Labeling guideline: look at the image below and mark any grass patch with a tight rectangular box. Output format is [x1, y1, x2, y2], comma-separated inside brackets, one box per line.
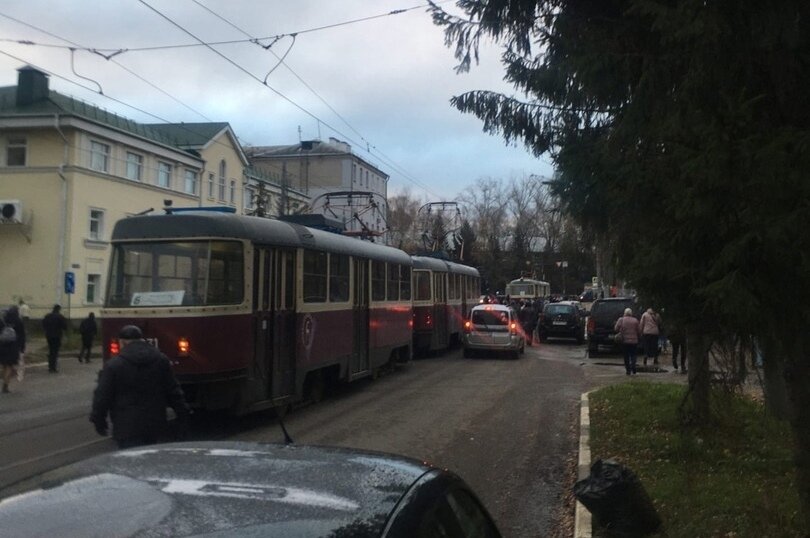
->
[588, 383, 801, 537]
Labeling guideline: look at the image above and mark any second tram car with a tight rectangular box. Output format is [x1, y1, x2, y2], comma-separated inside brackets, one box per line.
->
[505, 277, 550, 302]
[412, 256, 480, 354]
[102, 211, 413, 414]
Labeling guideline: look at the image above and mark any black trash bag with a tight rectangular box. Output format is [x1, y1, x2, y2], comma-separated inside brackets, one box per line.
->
[573, 459, 662, 537]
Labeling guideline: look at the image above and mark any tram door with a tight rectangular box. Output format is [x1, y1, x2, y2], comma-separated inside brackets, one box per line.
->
[433, 272, 448, 348]
[350, 258, 370, 378]
[253, 248, 274, 403]
[272, 249, 297, 398]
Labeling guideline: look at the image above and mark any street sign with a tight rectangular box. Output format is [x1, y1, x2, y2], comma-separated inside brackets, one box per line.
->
[64, 271, 75, 294]
[592, 276, 599, 287]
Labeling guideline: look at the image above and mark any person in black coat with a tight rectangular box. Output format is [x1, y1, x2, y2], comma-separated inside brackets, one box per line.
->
[42, 304, 68, 373]
[78, 312, 97, 363]
[0, 316, 20, 393]
[90, 325, 191, 449]
[2, 306, 25, 391]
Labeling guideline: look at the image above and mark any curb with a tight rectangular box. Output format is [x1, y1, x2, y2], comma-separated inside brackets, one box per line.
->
[574, 391, 592, 538]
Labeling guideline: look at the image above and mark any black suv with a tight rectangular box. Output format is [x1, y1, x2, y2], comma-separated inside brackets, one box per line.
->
[537, 301, 584, 343]
[586, 297, 637, 353]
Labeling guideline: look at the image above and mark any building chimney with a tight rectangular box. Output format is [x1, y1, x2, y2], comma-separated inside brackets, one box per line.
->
[16, 66, 50, 106]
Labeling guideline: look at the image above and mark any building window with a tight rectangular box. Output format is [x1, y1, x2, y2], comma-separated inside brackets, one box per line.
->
[243, 187, 253, 210]
[157, 162, 172, 188]
[352, 163, 357, 184]
[86, 274, 101, 304]
[125, 152, 142, 181]
[365, 170, 369, 187]
[208, 172, 215, 198]
[218, 160, 226, 201]
[89, 208, 104, 240]
[6, 137, 26, 166]
[184, 169, 198, 194]
[90, 141, 110, 172]
[229, 180, 236, 204]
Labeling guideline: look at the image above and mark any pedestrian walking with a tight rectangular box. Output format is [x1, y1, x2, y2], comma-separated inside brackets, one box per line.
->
[668, 320, 687, 374]
[0, 315, 21, 393]
[90, 325, 191, 449]
[42, 304, 68, 373]
[4, 306, 26, 385]
[639, 307, 662, 366]
[78, 312, 97, 363]
[615, 307, 641, 375]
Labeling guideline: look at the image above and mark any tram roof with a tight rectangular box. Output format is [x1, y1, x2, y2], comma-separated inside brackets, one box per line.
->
[507, 277, 549, 285]
[411, 255, 479, 277]
[111, 212, 411, 264]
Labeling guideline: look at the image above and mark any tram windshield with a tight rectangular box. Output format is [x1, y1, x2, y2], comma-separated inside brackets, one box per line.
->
[506, 282, 535, 297]
[105, 240, 244, 307]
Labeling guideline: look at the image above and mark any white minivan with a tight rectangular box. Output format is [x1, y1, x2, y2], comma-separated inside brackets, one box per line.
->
[463, 304, 526, 359]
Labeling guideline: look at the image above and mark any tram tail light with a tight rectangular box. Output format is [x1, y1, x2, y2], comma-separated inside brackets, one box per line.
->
[177, 337, 190, 357]
[109, 339, 120, 356]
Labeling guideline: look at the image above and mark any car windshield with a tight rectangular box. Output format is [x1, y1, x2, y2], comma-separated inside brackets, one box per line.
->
[472, 310, 509, 325]
[545, 304, 574, 315]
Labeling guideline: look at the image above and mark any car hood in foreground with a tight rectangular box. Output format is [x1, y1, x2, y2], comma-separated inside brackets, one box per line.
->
[0, 441, 432, 537]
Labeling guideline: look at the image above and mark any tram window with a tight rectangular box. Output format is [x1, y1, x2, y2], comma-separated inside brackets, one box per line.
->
[329, 254, 350, 303]
[414, 270, 431, 301]
[386, 263, 399, 301]
[400, 266, 411, 300]
[371, 261, 386, 301]
[303, 251, 327, 303]
[106, 241, 242, 307]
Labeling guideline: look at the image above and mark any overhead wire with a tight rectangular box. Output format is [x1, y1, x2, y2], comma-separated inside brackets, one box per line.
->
[0, 11, 216, 122]
[189, 0, 441, 198]
[137, 0, 441, 199]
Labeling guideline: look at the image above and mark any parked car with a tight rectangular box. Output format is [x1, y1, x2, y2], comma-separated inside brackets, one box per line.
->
[586, 297, 638, 354]
[463, 303, 526, 359]
[537, 301, 584, 344]
[0, 441, 502, 537]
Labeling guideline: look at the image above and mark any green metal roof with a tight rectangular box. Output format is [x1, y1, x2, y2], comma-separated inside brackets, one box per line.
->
[0, 85, 233, 158]
[143, 122, 230, 148]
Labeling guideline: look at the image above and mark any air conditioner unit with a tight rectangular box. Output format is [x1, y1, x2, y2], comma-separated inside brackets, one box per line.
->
[0, 200, 23, 224]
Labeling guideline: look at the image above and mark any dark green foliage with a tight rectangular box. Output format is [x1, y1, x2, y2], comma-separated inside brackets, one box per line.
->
[431, 0, 810, 526]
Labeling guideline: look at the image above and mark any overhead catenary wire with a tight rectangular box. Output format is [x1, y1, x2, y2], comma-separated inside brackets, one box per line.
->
[136, 0, 441, 199]
[0, 2, 439, 56]
[0, 11, 216, 122]
[189, 0, 441, 199]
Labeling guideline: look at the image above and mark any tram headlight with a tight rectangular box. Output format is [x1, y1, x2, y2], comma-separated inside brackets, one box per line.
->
[178, 337, 190, 357]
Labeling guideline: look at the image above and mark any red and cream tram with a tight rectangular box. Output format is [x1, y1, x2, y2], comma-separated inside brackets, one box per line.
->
[411, 256, 481, 354]
[102, 211, 413, 414]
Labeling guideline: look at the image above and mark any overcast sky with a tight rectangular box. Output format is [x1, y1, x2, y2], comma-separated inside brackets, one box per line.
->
[0, 0, 554, 200]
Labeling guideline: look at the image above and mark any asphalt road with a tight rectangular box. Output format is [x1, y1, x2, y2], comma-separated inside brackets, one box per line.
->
[0, 338, 628, 537]
[231, 341, 589, 537]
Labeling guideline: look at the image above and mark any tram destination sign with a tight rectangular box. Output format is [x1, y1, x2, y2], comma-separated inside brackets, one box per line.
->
[130, 290, 185, 306]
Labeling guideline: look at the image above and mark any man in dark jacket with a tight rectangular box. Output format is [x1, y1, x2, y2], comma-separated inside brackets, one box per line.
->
[78, 312, 97, 363]
[42, 304, 68, 373]
[90, 325, 191, 449]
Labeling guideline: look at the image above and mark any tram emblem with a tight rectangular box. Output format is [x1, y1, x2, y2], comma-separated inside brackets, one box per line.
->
[301, 314, 316, 359]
